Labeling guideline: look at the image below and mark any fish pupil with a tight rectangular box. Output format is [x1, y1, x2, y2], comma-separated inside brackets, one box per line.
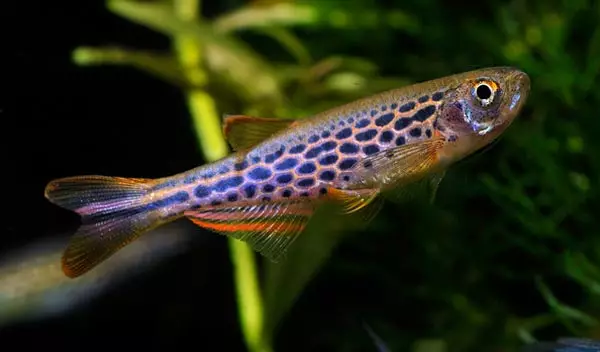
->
[476, 84, 492, 100]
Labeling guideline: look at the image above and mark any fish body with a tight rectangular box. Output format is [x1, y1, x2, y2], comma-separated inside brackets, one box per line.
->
[44, 67, 530, 278]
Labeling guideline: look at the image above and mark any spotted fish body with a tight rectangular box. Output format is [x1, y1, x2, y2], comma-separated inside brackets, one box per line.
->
[45, 67, 530, 278]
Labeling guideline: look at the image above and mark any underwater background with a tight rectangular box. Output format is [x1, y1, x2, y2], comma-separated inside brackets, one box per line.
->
[3, 0, 600, 351]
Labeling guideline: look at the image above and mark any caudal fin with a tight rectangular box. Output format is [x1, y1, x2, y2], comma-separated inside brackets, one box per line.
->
[44, 176, 163, 278]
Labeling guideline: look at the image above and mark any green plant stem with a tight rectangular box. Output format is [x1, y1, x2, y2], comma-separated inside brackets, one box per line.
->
[171, 1, 268, 351]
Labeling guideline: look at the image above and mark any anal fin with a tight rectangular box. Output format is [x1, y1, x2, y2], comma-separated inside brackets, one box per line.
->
[184, 200, 314, 262]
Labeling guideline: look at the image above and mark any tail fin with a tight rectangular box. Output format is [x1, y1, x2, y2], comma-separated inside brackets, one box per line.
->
[44, 176, 164, 278]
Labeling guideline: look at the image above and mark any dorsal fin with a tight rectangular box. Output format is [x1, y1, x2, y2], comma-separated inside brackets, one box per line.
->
[222, 114, 297, 151]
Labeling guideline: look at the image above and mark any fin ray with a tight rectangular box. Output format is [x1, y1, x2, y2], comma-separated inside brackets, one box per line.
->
[222, 115, 297, 151]
[347, 137, 445, 190]
[327, 187, 383, 224]
[44, 176, 167, 278]
[185, 200, 314, 261]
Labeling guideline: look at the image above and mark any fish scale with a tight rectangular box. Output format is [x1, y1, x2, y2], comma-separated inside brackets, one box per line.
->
[149, 88, 447, 209]
[43, 67, 530, 278]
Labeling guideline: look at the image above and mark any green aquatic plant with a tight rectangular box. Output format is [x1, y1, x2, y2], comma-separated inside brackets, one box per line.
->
[70, 1, 415, 351]
[50, 0, 600, 351]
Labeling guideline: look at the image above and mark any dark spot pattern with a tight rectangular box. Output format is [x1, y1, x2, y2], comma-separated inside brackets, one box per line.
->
[370, 110, 377, 117]
[356, 129, 377, 141]
[276, 174, 293, 184]
[412, 105, 436, 122]
[211, 200, 222, 206]
[166, 191, 190, 204]
[363, 145, 380, 155]
[308, 135, 320, 143]
[248, 167, 272, 180]
[305, 146, 323, 159]
[289, 144, 306, 154]
[381, 105, 387, 111]
[234, 160, 248, 171]
[335, 128, 352, 140]
[432, 91, 444, 101]
[375, 113, 394, 127]
[300, 192, 310, 197]
[319, 187, 328, 195]
[391, 103, 398, 109]
[251, 156, 261, 163]
[399, 101, 415, 112]
[426, 129, 432, 138]
[321, 131, 331, 138]
[202, 171, 216, 179]
[298, 162, 317, 174]
[264, 147, 284, 163]
[214, 176, 244, 192]
[322, 141, 337, 151]
[297, 179, 314, 187]
[218, 166, 230, 175]
[418, 95, 429, 103]
[227, 193, 238, 202]
[396, 136, 406, 145]
[380, 131, 394, 143]
[263, 184, 275, 193]
[356, 119, 370, 128]
[348, 117, 355, 123]
[319, 154, 338, 166]
[410, 127, 422, 137]
[282, 189, 292, 198]
[339, 158, 357, 170]
[275, 158, 298, 170]
[340, 142, 359, 154]
[244, 184, 257, 198]
[182, 175, 198, 185]
[261, 196, 271, 202]
[319, 170, 336, 181]
[394, 118, 413, 130]
[194, 185, 211, 198]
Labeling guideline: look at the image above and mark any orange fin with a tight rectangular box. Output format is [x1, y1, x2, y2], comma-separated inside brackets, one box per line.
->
[346, 137, 445, 190]
[222, 114, 297, 151]
[327, 187, 383, 223]
[44, 176, 165, 278]
[185, 200, 314, 262]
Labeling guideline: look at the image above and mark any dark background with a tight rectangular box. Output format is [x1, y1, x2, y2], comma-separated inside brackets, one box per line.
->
[3, 1, 600, 351]
[4, 1, 244, 351]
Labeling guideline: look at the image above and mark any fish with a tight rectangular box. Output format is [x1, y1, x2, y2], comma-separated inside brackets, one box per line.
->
[521, 338, 600, 352]
[44, 66, 530, 278]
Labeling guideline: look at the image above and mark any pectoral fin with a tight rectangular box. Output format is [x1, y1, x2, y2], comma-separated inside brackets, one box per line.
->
[327, 186, 384, 223]
[347, 137, 445, 189]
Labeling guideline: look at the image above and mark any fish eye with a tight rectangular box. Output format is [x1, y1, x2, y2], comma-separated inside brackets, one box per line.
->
[471, 80, 498, 108]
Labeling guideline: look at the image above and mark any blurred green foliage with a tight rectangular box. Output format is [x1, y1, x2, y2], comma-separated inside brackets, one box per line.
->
[71, 0, 600, 351]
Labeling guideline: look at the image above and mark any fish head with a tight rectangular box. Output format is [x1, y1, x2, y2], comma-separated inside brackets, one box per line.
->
[435, 67, 530, 163]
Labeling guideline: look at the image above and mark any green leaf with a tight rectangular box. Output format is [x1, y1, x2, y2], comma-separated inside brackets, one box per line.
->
[108, 0, 284, 105]
[71, 46, 187, 87]
[212, 2, 319, 32]
[536, 277, 599, 328]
